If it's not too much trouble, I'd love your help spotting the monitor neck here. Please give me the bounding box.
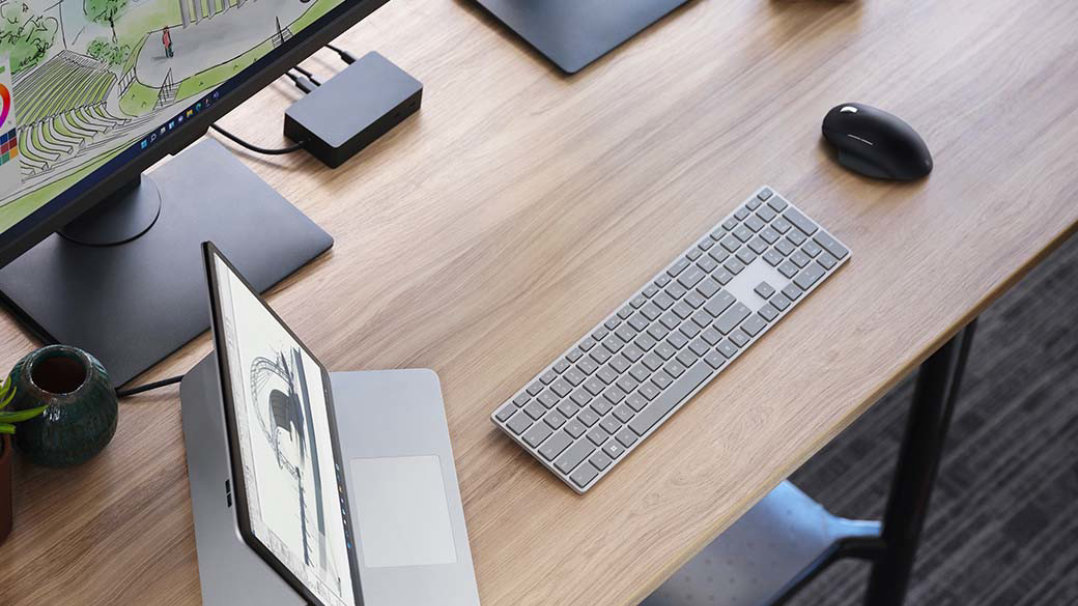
[58,176,163,247]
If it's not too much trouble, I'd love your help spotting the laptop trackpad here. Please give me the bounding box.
[350,455,458,569]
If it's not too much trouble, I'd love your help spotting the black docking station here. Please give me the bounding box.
[285,51,422,168]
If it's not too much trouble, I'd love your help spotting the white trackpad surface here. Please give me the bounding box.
[350,455,458,569]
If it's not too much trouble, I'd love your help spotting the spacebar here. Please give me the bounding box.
[629,362,714,436]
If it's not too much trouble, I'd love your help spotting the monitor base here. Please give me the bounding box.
[0,139,333,387]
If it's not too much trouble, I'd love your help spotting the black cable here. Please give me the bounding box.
[285,70,317,94]
[210,124,308,155]
[326,43,357,65]
[291,66,321,86]
[116,376,184,398]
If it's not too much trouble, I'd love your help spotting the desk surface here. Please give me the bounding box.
[3,0,1078,603]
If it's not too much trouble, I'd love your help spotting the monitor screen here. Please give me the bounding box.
[208,245,358,606]
[0,0,352,236]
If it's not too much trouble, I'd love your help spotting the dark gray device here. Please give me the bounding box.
[285,52,422,168]
[472,0,690,73]
[821,103,934,181]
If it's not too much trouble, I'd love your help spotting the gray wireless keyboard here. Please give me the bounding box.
[491,187,850,493]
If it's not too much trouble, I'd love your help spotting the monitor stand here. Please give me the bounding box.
[0,139,333,387]
[472,0,691,73]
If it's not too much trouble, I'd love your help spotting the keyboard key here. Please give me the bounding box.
[584,377,605,396]
[708,247,730,263]
[660,311,681,330]
[626,393,649,412]
[679,320,702,339]
[783,207,818,236]
[655,342,677,360]
[539,431,574,462]
[654,274,671,287]
[603,386,627,404]
[817,252,838,269]
[622,344,645,363]
[691,310,712,328]
[715,302,751,334]
[571,388,593,406]
[554,359,570,373]
[523,422,552,447]
[637,380,659,398]
[724,258,746,274]
[704,351,726,369]
[672,301,693,319]
[729,331,749,347]
[736,248,757,264]
[767,194,788,211]
[665,283,687,300]
[545,411,567,429]
[775,238,795,256]
[748,236,768,254]
[756,206,776,222]
[629,362,712,436]
[579,337,597,351]
[555,400,578,419]
[684,291,707,309]
[495,403,516,422]
[787,229,807,246]
[794,263,826,290]
[667,332,689,349]
[790,250,811,268]
[733,226,753,242]
[609,355,630,374]
[697,277,721,298]
[628,314,650,332]
[597,366,618,384]
[754,281,775,298]
[577,357,599,375]
[630,295,647,308]
[759,226,780,244]
[712,268,734,284]
[734,207,750,220]
[701,327,723,345]
[721,234,741,252]
[565,421,587,439]
[603,442,625,459]
[507,412,532,434]
[603,317,620,330]
[616,429,638,447]
[578,409,600,426]
[613,405,635,423]
[653,292,675,310]
[538,390,559,408]
[664,360,687,378]
[524,401,546,419]
[778,260,798,278]
[602,335,625,353]
[667,257,690,277]
[758,305,778,322]
[746,197,761,210]
[687,248,702,261]
[550,378,573,397]
[704,291,736,316]
[771,215,792,233]
[813,231,849,259]
[589,452,612,471]
[513,393,531,406]
[678,267,706,289]
[745,215,765,232]
[717,340,738,358]
[676,349,699,367]
[570,462,599,488]
[556,439,596,474]
[618,306,633,319]
[697,237,714,250]
[527,382,544,396]
[741,314,767,337]
[587,427,608,446]
[634,334,657,351]
[564,368,586,386]
[652,373,672,389]
[782,283,802,300]
[763,249,783,266]
[643,352,664,371]
[615,325,637,343]
[600,416,622,435]
[696,256,718,273]
[802,240,822,257]
[757,187,773,200]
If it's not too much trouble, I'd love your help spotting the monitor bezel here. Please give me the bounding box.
[0,0,389,268]
[203,241,362,606]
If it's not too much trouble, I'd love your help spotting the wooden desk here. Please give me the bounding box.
[2,0,1077,603]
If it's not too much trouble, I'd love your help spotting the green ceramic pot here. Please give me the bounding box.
[9,345,118,467]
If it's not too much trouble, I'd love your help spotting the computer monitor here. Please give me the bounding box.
[0,0,389,385]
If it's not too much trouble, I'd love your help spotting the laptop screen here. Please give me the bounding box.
[207,244,358,606]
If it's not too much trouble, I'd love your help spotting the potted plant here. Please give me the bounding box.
[0,375,46,546]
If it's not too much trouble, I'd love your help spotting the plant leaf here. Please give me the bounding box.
[0,424,13,434]
[0,381,13,410]
[0,405,46,423]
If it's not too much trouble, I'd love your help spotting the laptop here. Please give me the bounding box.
[180,242,480,605]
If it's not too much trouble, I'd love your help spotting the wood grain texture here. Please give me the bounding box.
[3,0,1078,603]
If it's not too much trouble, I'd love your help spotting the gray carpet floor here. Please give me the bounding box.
[788,233,1078,606]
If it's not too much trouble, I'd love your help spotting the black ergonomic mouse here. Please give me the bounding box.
[821,103,933,181]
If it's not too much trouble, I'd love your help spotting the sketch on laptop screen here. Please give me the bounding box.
[213,255,356,606]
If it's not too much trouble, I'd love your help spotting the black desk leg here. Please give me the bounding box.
[863,321,977,606]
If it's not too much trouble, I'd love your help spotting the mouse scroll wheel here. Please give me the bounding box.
[840,106,859,113]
